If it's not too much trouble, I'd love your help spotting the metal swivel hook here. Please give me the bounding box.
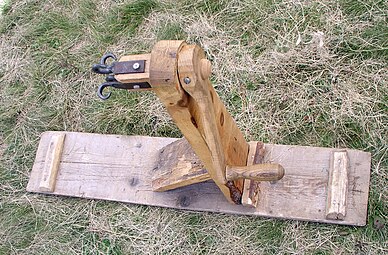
[92,53,151,100]
[97,82,114,100]
[92,53,117,74]
[97,75,121,100]
[100,53,117,65]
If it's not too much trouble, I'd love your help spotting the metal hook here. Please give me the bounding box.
[92,64,112,74]
[97,75,131,100]
[97,82,113,100]
[92,53,117,75]
[100,53,117,65]
[93,53,151,100]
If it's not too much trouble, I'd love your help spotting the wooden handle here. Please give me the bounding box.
[226,163,285,181]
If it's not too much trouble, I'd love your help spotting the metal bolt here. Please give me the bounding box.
[133,62,140,70]
[184,77,191,84]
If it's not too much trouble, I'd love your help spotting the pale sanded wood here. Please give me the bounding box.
[147,41,246,203]
[27,131,371,226]
[226,163,284,181]
[242,142,265,207]
[326,151,349,220]
[38,133,65,192]
[178,44,249,202]
[147,41,216,195]
[152,138,210,191]
[108,42,257,204]
[178,45,228,185]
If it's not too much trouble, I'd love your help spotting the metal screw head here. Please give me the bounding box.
[184,77,191,84]
[132,62,140,70]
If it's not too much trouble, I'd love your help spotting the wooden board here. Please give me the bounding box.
[27,131,371,226]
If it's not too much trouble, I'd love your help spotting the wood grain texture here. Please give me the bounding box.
[326,151,349,220]
[38,133,65,192]
[178,44,249,202]
[178,45,228,184]
[152,138,210,191]
[226,163,284,181]
[147,41,248,203]
[27,132,371,226]
[241,142,265,207]
[147,40,219,197]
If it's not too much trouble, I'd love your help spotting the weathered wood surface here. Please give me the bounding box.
[242,142,264,207]
[326,151,349,220]
[27,131,371,226]
[152,138,209,191]
[38,133,65,192]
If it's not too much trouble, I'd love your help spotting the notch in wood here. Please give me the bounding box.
[326,150,349,220]
[38,133,66,192]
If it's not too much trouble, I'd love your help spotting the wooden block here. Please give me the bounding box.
[38,133,65,192]
[326,151,349,220]
[152,138,210,191]
[27,131,371,226]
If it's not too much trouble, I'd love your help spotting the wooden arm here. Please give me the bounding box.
[108,41,285,204]
[176,44,249,203]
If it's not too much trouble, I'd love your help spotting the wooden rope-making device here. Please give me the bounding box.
[27,41,371,225]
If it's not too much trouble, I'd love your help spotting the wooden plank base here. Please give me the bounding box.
[27,131,371,226]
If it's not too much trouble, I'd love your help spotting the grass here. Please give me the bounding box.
[0,0,387,254]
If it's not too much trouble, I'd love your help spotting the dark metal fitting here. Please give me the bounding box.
[93,53,150,100]
[92,53,117,75]
[97,81,151,100]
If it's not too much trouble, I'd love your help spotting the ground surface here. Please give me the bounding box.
[0,0,387,254]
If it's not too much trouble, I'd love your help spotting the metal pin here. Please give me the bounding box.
[133,85,140,89]
[184,77,191,84]
[133,62,140,70]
